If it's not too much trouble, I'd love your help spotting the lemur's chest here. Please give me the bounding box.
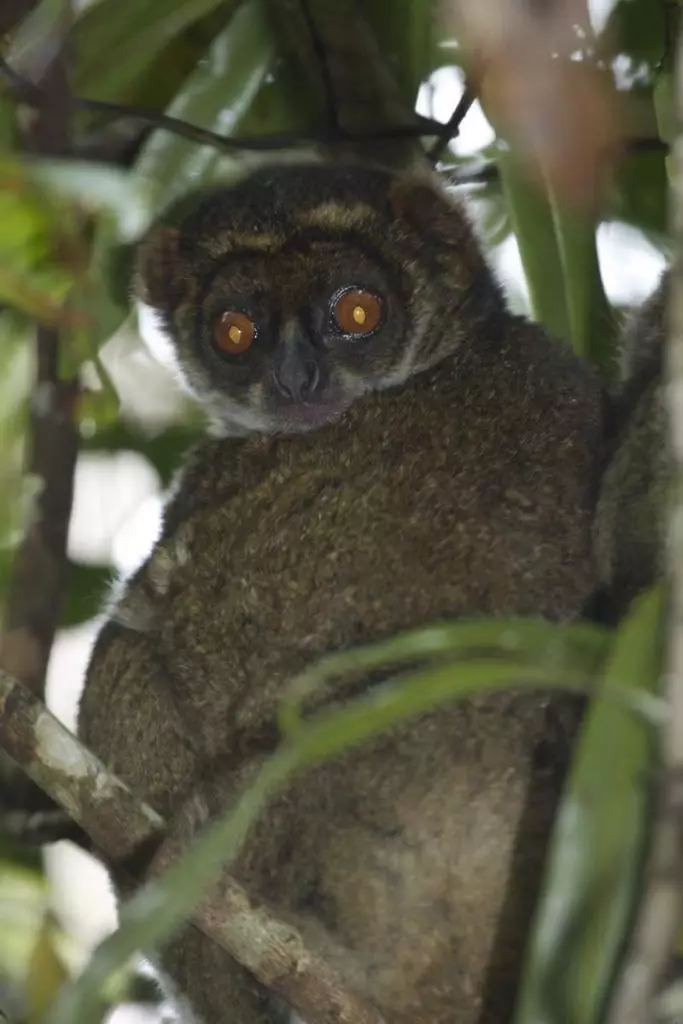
[141,382,595,747]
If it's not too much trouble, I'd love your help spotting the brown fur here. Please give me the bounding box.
[79,165,603,1024]
[594,274,669,621]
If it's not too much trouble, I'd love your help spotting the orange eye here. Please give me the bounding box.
[333,289,382,336]
[214,311,256,355]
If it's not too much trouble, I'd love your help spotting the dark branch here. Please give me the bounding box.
[0,364,79,699]
[0,8,80,841]
[1,39,80,699]
[0,54,448,153]
[427,83,475,162]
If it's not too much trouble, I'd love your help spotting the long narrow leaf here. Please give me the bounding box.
[514,587,665,1024]
[73,0,240,101]
[497,150,572,342]
[280,617,610,731]
[133,0,277,211]
[365,0,435,105]
[545,181,617,374]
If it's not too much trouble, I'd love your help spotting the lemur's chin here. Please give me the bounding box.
[273,398,351,434]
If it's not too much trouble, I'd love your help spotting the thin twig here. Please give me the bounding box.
[0,667,384,1024]
[427,83,475,163]
[0,54,446,153]
[3,54,668,173]
[69,99,439,147]
[605,22,683,1024]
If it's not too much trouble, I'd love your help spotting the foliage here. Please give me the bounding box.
[515,588,665,1024]
[0,0,675,1021]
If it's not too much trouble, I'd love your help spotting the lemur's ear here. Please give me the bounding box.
[388,174,486,277]
[135,227,186,314]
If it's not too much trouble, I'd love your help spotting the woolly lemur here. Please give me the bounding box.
[79,163,604,1024]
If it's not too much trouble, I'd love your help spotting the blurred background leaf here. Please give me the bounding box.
[131,0,282,210]
[25,916,70,1024]
[72,0,242,103]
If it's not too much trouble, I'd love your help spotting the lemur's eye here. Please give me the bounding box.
[332,289,383,336]
[214,311,256,354]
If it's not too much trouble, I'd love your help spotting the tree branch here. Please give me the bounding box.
[0,6,79,701]
[0,4,82,853]
[0,666,385,1024]
[0,365,79,699]
[0,668,163,860]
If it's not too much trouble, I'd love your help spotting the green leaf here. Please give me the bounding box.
[280,617,610,732]
[0,161,87,325]
[475,187,512,249]
[514,587,665,1024]
[26,918,70,1024]
[603,0,672,74]
[365,0,435,105]
[0,312,31,566]
[495,149,616,370]
[61,228,131,373]
[25,162,156,364]
[0,97,18,154]
[27,162,154,241]
[0,161,149,365]
[544,191,617,374]
[0,860,48,983]
[496,150,572,342]
[133,0,278,210]
[73,0,242,102]
[654,71,676,147]
[7,0,70,80]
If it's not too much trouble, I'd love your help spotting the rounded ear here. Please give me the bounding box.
[388,175,480,252]
[134,226,186,314]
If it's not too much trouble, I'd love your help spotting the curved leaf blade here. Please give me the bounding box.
[514,587,665,1024]
[133,0,277,211]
